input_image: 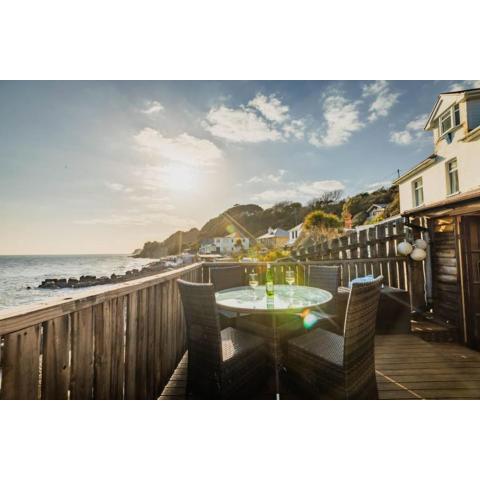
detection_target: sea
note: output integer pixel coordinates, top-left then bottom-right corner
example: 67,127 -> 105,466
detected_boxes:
0,254 -> 156,310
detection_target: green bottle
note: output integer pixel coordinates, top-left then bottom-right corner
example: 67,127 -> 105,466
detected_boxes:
265,263 -> 274,297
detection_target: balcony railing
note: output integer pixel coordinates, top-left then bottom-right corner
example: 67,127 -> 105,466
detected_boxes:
0,262 -> 202,400
0,226 -> 427,400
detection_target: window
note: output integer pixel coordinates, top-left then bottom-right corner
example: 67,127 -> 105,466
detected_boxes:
454,104 -> 460,126
446,159 -> 459,195
439,104 -> 461,136
412,177 -> 424,207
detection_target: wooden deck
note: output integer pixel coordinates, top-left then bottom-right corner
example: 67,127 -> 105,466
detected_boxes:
159,335 -> 480,400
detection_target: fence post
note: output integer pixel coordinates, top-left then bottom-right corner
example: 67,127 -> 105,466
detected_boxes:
407,218 -> 427,317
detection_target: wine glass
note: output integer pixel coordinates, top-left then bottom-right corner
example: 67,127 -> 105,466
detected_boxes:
285,268 -> 295,296
285,268 -> 295,286
248,272 -> 259,300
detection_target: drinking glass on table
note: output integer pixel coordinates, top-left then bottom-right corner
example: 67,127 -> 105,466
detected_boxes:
285,268 -> 295,295
248,272 -> 259,300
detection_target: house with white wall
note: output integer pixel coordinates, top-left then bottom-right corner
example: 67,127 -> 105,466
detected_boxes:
366,204 -> 387,220
394,87 -> 480,213
257,227 -> 289,249
286,223 -> 303,246
198,232 -> 250,255
393,87 -> 480,350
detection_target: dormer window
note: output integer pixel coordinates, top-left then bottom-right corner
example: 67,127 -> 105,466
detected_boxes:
439,104 -> 461,136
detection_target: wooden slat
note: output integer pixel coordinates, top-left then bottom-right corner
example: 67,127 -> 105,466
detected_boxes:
110,296 -> 125,399
125,292 -> 138,400
146,286 -> 156,398
70,308 -> 94,399
154,284 -> 164,395
1,325 -> 41,399
41,315 -> 70,400
135,288 -> 148,399
94,301 -> 113,399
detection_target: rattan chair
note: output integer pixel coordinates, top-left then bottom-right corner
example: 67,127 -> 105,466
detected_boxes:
308,265 -> 340,295
209,266 -> 248,327
209,265 -> 245,292
286,276 -> 383,399
307,265 -> 342,331
178,279 -> 267,399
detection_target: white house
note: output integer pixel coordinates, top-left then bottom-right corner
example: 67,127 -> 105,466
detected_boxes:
199,232 -> 250,255
257,227 -> 289,249
392,87 -> 480,349
394,87 -> 480,213
287,223 -> 303,246
366,204 -> 387,220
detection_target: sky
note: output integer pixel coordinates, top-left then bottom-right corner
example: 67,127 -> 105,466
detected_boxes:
1,80 -> 478,255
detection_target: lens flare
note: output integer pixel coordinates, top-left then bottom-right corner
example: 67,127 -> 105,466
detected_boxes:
300,308 -> 319,330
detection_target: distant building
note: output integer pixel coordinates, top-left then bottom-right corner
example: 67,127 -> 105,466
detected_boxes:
286,223 -> 303,246
198,232 -> 250,255
366,203 -> 387,220
257,227 -> 289,249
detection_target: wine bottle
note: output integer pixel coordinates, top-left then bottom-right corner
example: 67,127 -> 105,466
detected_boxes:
265,263 -> 274,297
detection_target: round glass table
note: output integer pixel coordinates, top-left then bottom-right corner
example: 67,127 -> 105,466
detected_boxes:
215,285 -> 332,399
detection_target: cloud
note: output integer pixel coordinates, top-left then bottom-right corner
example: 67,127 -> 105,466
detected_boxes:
141,100 -> 164,115
134,127 -> 222,167
105,182 -> 133,193
448,80 -> 480,91
203,105 -> 282,143
251,179 -> 345,206
203,94 -> 307,144
309,95 -> 364,147
362,81 -> 400,122
282,119 -> 306,140
127,194 -> 175,211
246,169 -> 286,184
390,113 -> 428,146
248,94 -> 289,123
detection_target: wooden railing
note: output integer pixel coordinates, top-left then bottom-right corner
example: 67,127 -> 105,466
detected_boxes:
204,257 -> 408,291
0,262 -> 202,400
0,242 -> 426,400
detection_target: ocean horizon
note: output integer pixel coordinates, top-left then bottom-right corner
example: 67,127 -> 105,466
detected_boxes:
0,254 -> 156,310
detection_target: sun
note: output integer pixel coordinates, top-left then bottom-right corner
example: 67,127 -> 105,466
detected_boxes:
161,164 -> 199,192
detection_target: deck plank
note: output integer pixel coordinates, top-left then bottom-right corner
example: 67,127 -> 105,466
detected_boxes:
159,334 -> 480,400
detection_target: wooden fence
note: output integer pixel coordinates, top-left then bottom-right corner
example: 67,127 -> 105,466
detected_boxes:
0,263 -> 202,400
205,218 -> 426,312
291,218 -> 412,289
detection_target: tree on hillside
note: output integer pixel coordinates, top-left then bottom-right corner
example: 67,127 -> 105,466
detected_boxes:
307,190 -> 343,213
304,210 -> 342,244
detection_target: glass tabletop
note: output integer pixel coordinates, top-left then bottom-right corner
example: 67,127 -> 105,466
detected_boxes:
215,285 -> 333,314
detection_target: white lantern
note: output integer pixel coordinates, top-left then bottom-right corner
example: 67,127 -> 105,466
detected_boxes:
414,238 -> 428,250
410,247 -> 427,261
397,240 -> 413,256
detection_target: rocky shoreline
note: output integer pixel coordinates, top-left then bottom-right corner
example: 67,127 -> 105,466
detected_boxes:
37,260 -> 171,290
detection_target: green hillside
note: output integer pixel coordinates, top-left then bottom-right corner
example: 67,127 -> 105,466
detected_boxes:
134,185 -> 399,257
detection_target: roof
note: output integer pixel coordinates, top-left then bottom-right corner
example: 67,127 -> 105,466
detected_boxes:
367,203 -> 387,212
393,154 -> 437,185
257,228 -> 289,240
225,232 -> 246,239
288,223 -> 303,232
403,187 -> 480,217
425,87 -> 480,130
439,87 -> 480,95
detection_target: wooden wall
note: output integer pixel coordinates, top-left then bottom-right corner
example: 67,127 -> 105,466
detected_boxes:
430,217 -> 462,329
